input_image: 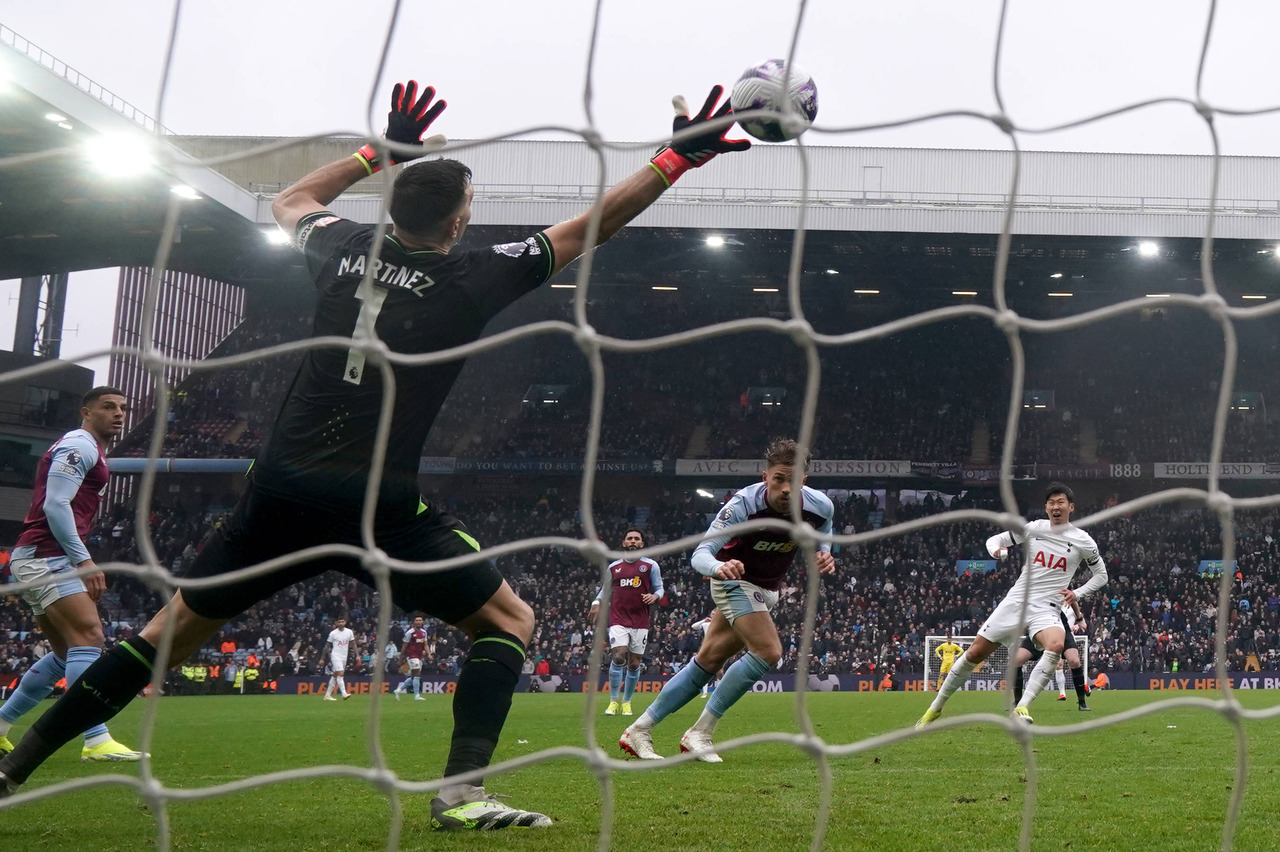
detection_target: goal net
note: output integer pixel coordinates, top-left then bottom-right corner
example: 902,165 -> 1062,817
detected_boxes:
2,4 -> 1278,852
924,634 -> 1088,693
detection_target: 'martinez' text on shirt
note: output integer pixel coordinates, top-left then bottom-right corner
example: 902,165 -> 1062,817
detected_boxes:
337,253 -> 436,295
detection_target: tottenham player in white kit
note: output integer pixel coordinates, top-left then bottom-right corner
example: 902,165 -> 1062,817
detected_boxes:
321,616 -> 356,700
916,483 -> 1107,727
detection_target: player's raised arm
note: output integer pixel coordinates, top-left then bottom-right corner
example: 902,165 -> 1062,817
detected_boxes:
271,80 -> 447,235
543,85 -> 750,276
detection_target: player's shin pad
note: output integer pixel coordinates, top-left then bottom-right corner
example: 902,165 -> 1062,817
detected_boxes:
706,652 -> 770,719
622,666 -> 641,702
931,655 -> 978,711
444,632 -> 525,781
1019,651 -> 1061,707
0,653 -> 65,724
644,659 -> 713,725
608,662 -> 625,702
0,638 -> 156,784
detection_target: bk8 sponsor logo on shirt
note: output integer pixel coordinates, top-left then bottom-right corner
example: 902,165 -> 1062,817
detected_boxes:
753,540 -> 797,553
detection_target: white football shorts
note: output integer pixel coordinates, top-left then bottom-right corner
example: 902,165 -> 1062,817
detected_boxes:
977,597 -> 1063,648
10,554 -> 87,617
711,578 -> 779,625
606,625 -> 649,655
330,652 -> 348,673
407,656 -> 423,672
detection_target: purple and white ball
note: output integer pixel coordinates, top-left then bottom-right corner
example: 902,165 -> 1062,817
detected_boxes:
729,59 -> 818,143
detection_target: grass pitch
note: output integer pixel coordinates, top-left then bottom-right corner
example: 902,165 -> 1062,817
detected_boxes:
3,689 -> 1279,851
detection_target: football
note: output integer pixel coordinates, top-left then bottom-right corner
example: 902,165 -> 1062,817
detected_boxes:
729,59 -> 818,143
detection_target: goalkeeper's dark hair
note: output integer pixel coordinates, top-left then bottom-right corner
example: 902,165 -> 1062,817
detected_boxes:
390,158 -> 472,236
83,386 -> 126,406
764,436 -> 811,471
1044,481 -> 1075,503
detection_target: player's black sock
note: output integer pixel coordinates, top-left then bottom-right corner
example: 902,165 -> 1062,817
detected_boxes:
444,632 -> 525,784
1012,668 -> 1024,704
1072,667 -> 1088,703
0,637 -> 156,785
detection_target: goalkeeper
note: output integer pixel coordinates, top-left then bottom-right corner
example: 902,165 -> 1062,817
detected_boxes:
933,634 -> 964,690
0,78 -> 750,830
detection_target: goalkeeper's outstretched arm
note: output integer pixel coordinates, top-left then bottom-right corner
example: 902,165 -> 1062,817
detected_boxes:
543,85 -> 749,276
273,80 -> 447,234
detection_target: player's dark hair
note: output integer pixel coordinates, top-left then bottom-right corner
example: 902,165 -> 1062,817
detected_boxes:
764,436 -> 811,471
83,386 -> 125,406
623,528 -> 646,546
390,159 -> 472,236
1044,481 -> 1075,503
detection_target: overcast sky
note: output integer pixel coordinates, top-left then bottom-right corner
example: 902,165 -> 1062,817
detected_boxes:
7,0 -> 1280,153
4,1 -> 1280,383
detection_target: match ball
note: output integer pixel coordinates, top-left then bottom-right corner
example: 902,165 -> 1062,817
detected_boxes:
729,59 -> 818,143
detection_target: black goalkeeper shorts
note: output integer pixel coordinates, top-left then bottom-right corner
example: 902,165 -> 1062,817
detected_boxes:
179,483 -> 503,624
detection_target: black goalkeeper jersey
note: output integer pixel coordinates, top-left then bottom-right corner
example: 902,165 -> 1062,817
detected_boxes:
253,211 -> 553,518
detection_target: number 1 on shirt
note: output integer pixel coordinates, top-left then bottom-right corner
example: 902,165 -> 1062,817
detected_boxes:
344,286 -> 389,385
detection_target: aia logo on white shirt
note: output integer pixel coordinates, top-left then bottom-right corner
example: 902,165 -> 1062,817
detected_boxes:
1033,551 -> 1068,572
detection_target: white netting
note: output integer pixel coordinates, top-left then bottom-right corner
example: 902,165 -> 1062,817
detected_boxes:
3,3 -> 1280,851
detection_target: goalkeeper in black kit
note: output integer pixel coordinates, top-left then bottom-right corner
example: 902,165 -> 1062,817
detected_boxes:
0,80 -> 750,829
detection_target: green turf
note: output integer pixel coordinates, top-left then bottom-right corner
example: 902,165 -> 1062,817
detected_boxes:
3,689 -> 1279,851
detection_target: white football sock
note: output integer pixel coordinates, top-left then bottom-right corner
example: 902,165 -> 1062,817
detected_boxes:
930,655 -> 977,712
1018,652 -> 1062,708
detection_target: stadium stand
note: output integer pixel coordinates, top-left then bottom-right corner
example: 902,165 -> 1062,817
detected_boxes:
5,495 -> 1278,683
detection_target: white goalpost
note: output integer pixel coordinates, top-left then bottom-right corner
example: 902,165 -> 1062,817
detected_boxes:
924,634 -> 1088,693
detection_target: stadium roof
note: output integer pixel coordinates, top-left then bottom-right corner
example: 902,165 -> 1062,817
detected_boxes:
4,28 -> 1280,309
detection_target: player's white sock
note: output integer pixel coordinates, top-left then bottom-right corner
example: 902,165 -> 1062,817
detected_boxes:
325,677 -> 335,697
0,720 -> 10,736
690,707 -> 719,736
631,709 -> 658,731
337,676 -> 347,697
83,730 -> 113,749
439,783 -> 486,806
929,655 -> 977,712
394,680 -> 405,694
1018,652 -> 1061,708
1054,668 -> 1066,696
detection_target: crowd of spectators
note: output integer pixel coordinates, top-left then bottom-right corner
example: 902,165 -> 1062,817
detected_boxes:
109,296 -> 1280,469
6,489 -> 1280,685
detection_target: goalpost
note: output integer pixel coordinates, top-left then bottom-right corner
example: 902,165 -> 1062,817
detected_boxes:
924,634 -> 1088,693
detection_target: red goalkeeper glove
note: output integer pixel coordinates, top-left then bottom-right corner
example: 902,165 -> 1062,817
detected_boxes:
650,85 -> 751,186
352,80 -> 448,175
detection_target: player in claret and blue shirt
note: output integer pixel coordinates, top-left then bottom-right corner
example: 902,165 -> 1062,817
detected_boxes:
620,437 -> 834,762
589,528 -> 664,717
0,387 -> 144,763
